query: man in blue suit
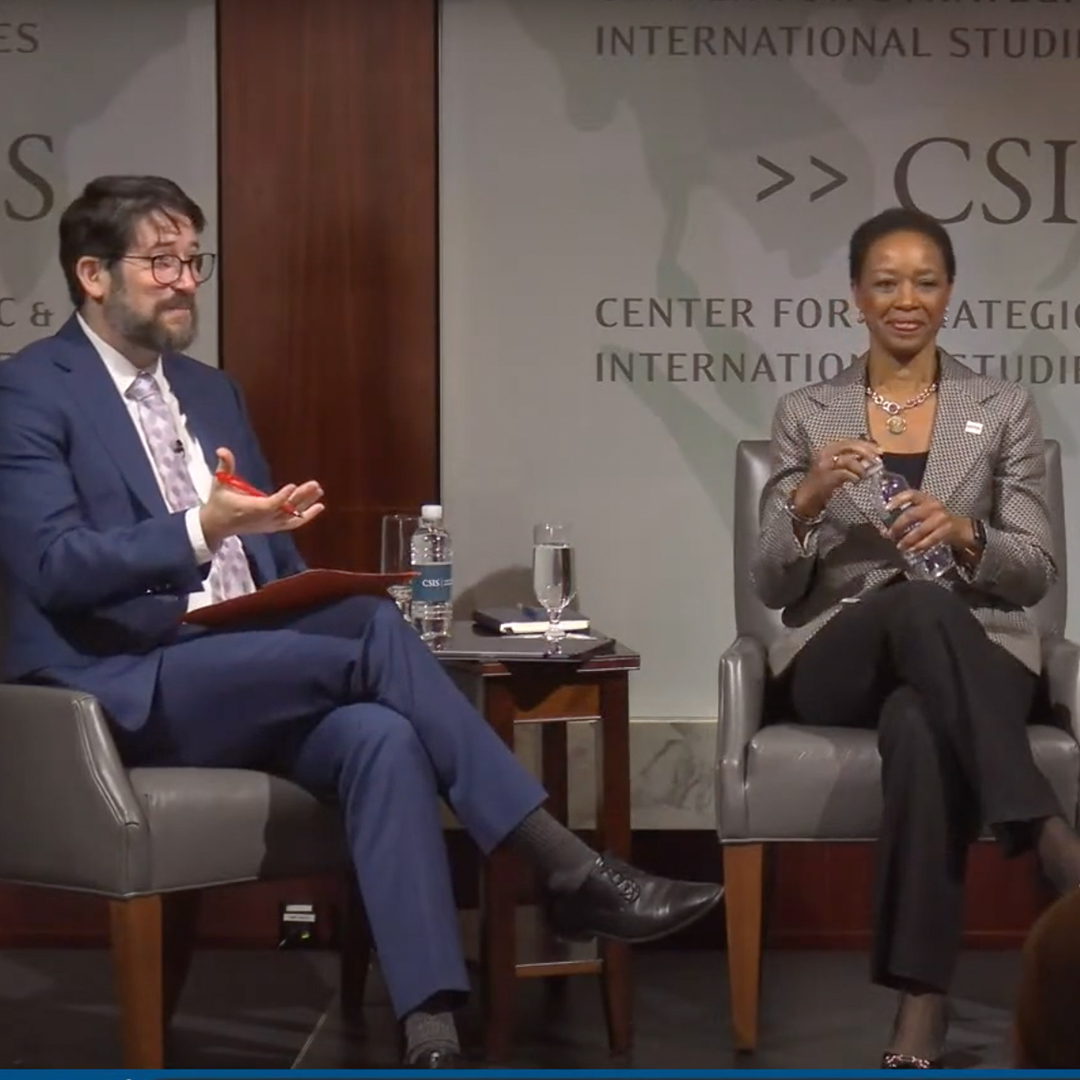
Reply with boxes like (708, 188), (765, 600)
(0, 176), (720, 1067)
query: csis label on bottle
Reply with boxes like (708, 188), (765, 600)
(412, 563), (452, 604)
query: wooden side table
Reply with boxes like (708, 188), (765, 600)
(440, 625), (640, 1062)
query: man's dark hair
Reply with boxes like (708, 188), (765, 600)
(59, 175), (206, 306)
(848, 206), (956, 284)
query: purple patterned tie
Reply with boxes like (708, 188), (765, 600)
(126, 372), (256, 603)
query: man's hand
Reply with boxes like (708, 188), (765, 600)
(199, 447), (325, 550)
(886, 489), (974, 555)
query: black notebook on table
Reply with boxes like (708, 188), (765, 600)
(434, 622), (613, 662)
(472, 604), (590, 635)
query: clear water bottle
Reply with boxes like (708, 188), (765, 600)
(409, 504), (453, 642)
(868, 463), (955, 580)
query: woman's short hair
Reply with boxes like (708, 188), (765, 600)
(848, 207), (956, 285)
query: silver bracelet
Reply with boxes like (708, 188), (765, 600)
(784, 495), (825, 527)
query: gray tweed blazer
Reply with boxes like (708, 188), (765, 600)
(751, 350), (1055, 676)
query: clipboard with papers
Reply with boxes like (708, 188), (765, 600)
(179, 569), (416, 627)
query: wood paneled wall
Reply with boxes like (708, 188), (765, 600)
(217, 0), (440, 572)
(0, 833), (1050, 950)
(0, 0), (1054, 954)
(0, 0), (440, 949)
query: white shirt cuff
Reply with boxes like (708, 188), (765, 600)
(185, 506), (214, 565)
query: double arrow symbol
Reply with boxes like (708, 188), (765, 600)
(756, 156), (848, 203)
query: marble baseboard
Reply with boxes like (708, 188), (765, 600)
(440, 718), (718, 831)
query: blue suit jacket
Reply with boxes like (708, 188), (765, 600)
(0, 316), (306, 731)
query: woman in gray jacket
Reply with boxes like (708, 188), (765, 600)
(753, 206), (1080, 1069)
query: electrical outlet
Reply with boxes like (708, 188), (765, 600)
(278, 901), (317, 949)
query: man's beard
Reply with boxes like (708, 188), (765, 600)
(104, 292), (198, 354)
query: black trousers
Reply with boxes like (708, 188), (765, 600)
(784, 580), (1060, 993)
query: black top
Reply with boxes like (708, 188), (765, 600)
(881, 451), (929, 490)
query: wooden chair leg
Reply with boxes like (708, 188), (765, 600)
(722, 843), (765, 1053)
(162, 890), (202, 1028)
(109, 895), (165, 1069)
(340, 876), (373, 1025)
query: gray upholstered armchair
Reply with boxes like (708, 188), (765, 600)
(0, 631), (371, 1068)
(716, 438), (1080, 1051)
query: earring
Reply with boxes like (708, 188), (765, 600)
(856, 311), (865, 324)
(941, 308), (949, 328)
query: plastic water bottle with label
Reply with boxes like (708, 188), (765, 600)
(861, 458), (955, 580)
(410, 504), (453, 642)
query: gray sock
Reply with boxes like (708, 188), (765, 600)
(403, 1002), (459, 1064)
(506, 807), (599, 893)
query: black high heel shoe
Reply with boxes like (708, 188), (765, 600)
(881, 1051), (941, 1069)
(881, 990), (947, 1069)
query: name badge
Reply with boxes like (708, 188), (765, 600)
(965, 420), (984, 435)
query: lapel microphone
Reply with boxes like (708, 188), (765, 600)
(171, 440), (184, 454)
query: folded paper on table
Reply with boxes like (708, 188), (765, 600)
(180, 569), (416, 627)
(473, 604), (590, 635)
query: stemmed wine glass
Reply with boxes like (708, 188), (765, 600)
(532, 523), (576, 643)
(381, 513), (420, 617)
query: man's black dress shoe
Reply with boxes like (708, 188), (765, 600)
(546, 853), (722, 943)
(407, 1048), (462, 1068)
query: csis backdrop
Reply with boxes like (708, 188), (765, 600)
(439, 0), (1080, 733)
(0, 0), (218, 367)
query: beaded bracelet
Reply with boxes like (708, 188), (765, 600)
(783, 495), (825, 527)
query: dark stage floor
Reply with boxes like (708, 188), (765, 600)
(0, 946), (1019, 1069)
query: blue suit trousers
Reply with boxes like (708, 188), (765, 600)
(131, 595), (547, 1017)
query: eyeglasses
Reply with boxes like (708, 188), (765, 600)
(119, 252), (216, 286)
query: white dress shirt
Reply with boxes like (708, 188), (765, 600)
(77, 314), (216, 610)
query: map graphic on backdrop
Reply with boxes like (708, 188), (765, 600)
(442, 0), (1080, 721)
(0, 0), (218, 366)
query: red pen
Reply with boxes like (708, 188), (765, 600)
(214, 470), (304, 518)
